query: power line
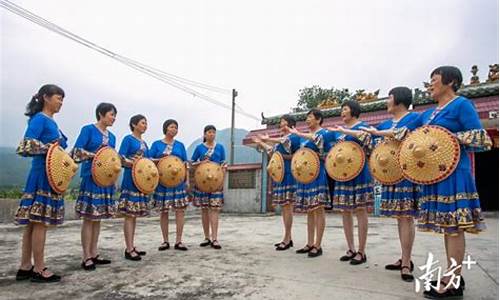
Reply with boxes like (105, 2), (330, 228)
(0, 0), (260, 121)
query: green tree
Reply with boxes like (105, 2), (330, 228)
(295, 86), (353, 111)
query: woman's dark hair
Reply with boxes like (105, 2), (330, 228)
(430, 66), (463, 92)
(307, 109), (323, 125)
(341, 100), (362, 118)
(25, 84), (65, 117)
(129, 114), (146, 132)
(203, 125), (217, 142)
(280, 114), (296, 128)
(95, 102), (117, 121)
(388, 87), (413, 109)
(162, 119), (178, 135)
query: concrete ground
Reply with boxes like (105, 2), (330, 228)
(0, 213), (498, 300)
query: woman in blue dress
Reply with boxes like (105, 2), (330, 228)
(328, 100), (374, 265)
(150, 119), (190, 252)
(118, 114), (151, 261)
(15, 84), (67, 283)
(288, 109), (338, 258)
(368, 66), (492, 298)
(252, 115), (302, 251)
(363, 87), (420, 281)
(191, 125), (227, 250)
(71, 103), (117, 271)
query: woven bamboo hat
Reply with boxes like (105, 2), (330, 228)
(194, 161), (224, 193)
(157, 155), (186, 188)
(132, 158), (159, 194)
(46, 143), (78, 194)
(398, 125), (460, 185)
(267, 152), (285, 183)
(291, 148), (320, 184)
(91, 146), (122, 187)
(325, 141), (366, 182)
(369, 139), (403, 185)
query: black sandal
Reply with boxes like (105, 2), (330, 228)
(133, 247), (146, 256)
(31, 268), (61, 283)
(386, 259), (414, 271)
(340, 249), (356, 261)
(124, 249), (142, 261)
(15, 266), (34, 281)
(92, 255), (111, 265)
(295, 245), (313, 254)
(350, 252), (367, 265)
(423, 282), (463, 299)
(158, 242), (170, 251)
(174, 242), (188, 251)
(308, 246), (323, 258)
(430, 277), (465, 291)
(200, 239), (212, 247)
(400, 266), (414, 282)
(211, 240), (222, 250)
(81, 258), (96, 271)
(276, 240), (293, 251)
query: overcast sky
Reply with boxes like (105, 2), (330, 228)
(1, 0), (498, 148)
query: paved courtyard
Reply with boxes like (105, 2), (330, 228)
(0, 213), (498, 300)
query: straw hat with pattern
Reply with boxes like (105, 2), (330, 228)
(132, 158), (159, 194)
(398, 125), (460, 185)
(46, 143), (78, 194)
(157, 155), (186, 188)
(325, 141), (365, 182)
(369, 139), (403, 185)
(194, 161), (224, 193)
(267, 152), (285, 183)
(291, 148), (320, 184)
(91, 146), (122, 187)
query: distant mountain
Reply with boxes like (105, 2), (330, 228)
(187, 128), (260, 164)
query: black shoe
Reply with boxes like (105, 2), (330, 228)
(430, 277), (465, 291)
(423, 285), (463, 299)
(133, 247), (146, 256)
(211, 240), (222, 250)
(200, 239), (212, 247)
(91, 255), (111, 265)
(276, 240), (293, 251)
(124, 249), (142, 261)
(400, 265), (414, 282)
(81, 258), (96, 271)
(386, 259), (414, 271)
(174, 242), (188, 251)
(350, 252), (367, 265)
(308, 247), (323, 258)
(274, 242), (283, 247)
(340, 249), (356, 261)
(15, 266), (34, 281)
(295, 245), (313, 254)
(30, 268), (61, 283)
(158, 242), (170, 251)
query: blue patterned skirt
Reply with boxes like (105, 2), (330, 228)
(379, 179), (419, 218)
(272, 160), (296, 207)
(192, 188), (224, 209)
(332, 163), (374, 211)
(294, 163), (330, 212)
(153, 182), (189, 212)
(417, 168), (485, 235)
(117, 169), (151, 217)
(15, 165), (64, 226)
(75, 175), (116, 220)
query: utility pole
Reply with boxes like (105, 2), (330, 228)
(230, 88), (238, 165)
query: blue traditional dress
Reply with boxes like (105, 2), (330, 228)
(294, 128), (337, 212)
(117, 134), (151, 217)
(15, 112), (68, 226)
(331, 121), (374, 211)
(191, 143), (226, 209)
(150, 139), (189, 211)
(269, 134), (301, 207)
(395, 96), (492, 235)
(71, 124), (117, 220)
(375, 112), (420, 218)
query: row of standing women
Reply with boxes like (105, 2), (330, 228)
(14, 87), (227, 282)
(253, 66), (492, 299)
